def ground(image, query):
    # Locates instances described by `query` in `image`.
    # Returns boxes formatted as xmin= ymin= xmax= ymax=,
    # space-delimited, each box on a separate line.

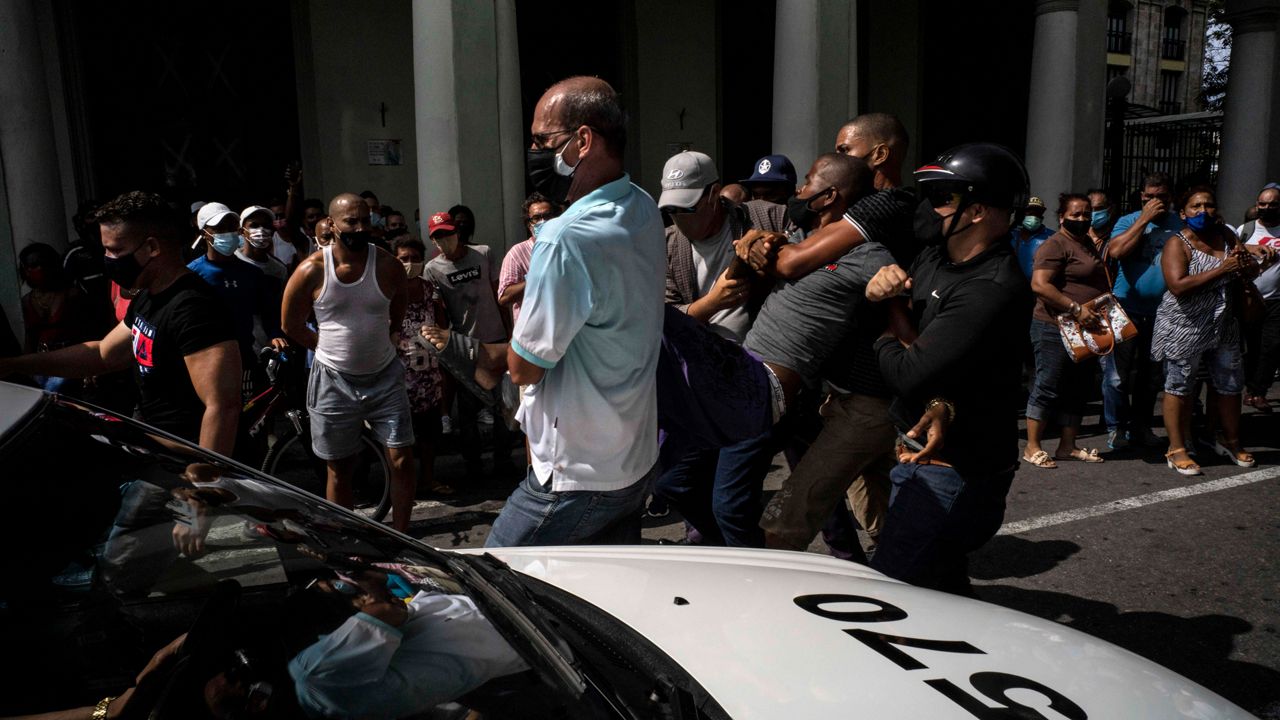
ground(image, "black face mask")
xmin=1062 ymin=218 xmax=1091 ymax=238
xmin=914 ymin=199 xmax=947 ymax=246
xmin=102 ymin=247 xmax=151 ymax=290
xmin=338 ymin=231 xmax=371 ymax=252
xmin=526 ymin=147 xmax=574 ymax=205
xmin=1259 ymin=209 xmax=1280 ymax=227
xmin=786 ymin=189 xmax=831 ymax=232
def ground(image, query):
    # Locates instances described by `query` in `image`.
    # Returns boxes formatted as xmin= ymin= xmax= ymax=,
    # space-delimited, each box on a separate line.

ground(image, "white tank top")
xmin=313 ymin=244 xmax=397 ymax=375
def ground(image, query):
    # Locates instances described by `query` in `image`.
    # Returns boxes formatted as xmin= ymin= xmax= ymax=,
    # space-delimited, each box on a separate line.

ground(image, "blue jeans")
xmin=485 ymin=464 xmax=657 ymax=547
xmin=1026 ymin=319 xmax=1095 ymax=426
xmin=655 ymin=436 xmax=773 ymax=548
xmin=871 ymin=462 xmax=1012 ymax=595
xmin=1163 ymin=342 xmax=1244 ymax=396
xmin=1100 ymin=353 xmax=1125 ymax=432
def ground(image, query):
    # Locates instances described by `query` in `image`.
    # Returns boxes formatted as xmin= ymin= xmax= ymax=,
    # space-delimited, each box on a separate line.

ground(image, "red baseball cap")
xmin=427 ymin=211 xmax=456 ymax=238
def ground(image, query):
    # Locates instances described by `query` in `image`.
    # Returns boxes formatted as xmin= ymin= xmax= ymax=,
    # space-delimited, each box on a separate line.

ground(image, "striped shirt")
xmin=498 ymin=238 xmax=534 ymax=325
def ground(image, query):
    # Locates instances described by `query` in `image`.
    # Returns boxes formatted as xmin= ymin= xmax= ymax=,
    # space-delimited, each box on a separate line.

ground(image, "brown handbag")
xmin=1055 ymin=241 xmax=1138 ymax=363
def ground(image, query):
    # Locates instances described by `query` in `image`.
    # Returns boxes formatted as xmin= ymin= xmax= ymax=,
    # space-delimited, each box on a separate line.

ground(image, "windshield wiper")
xmin=445 ymin=552 xmax=588 ymax=699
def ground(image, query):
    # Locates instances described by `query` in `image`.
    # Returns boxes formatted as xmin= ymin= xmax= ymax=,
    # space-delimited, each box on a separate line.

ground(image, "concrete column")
xmin=772 ymin=0 xmax=859 ymax=172
xmin=411 ymin=0 xmax=522 ymax=253
xmin=772 ymin=0 xmax=821 ymax=168
xmin=0 ymin=0 xmax=68 ymax=342
xmin=1025 ymin=0 xmax=1107 ymax=210
xmin=0 ymin=0 xmax=67 ymax=248
xmin=412 ymin=0 xmax=463 ymax=221
xmin=494 ymin=0 xmax=525 ymax=253
xmin=1217 ymin=0 xmax=1280 ymax=223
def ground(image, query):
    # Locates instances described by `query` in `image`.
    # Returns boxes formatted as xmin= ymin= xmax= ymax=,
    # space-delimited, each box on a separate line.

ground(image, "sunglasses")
xmin=924 ymin=188 xmax=964 ymax=209
xmin=527 ymin=212 xmax=554 ymax=222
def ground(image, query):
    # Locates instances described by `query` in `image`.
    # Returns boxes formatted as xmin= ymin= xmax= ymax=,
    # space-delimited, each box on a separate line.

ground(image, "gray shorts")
xmin=307 ymin=359 xmax=414 ymax=460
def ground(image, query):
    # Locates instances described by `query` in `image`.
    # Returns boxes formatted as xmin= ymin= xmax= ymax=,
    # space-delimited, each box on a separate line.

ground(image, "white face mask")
xmin=553 ymin=137 xmax=579 ymax=178
xmin=246 ymin=227 xmax=272 ymax=249
xmin=402 ymin=261 xmax=424 ymax=279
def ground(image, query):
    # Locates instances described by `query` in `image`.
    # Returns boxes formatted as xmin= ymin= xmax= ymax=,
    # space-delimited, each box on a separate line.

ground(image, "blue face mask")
xmin=1021 ymin=215 xmax=1043 ymax=232
xmin=1185 ymin=212 xmax=1212 ymax=231
xmin=530 ymin=220 xmax=547 ymax=239
xmin=1091 ymin=209 xmax=1110 ymax=229
xmin=209 ymin=231 xmax=240 ymax=256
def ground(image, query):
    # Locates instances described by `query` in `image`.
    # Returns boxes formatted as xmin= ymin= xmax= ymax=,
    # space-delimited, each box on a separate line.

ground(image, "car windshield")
xmin=0 ymin=394 xmax=598 ymax=720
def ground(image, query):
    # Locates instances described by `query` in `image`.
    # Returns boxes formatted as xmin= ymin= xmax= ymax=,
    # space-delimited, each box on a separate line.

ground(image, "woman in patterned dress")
xmin=1153 ymin=186 xmax=1276 ymax=475
xmin=394 ymin=237 xmax=454 ymax=495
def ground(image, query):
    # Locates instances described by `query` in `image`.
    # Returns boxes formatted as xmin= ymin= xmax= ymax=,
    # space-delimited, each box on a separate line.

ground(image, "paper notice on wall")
xmin=367 ymin=139 xmax=402 ymax=166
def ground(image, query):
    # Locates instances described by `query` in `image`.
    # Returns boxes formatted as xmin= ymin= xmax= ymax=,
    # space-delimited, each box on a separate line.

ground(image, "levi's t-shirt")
xmin=123 ymin=273 xmax=235 ymax=441
xmin=425 ymin=245 xmax=506 ymax=343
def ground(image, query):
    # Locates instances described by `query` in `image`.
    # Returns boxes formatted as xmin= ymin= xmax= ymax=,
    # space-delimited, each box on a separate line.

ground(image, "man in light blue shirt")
xmin=1103 ymin=172 xmax=1182 ymax=446
xmin=487 ymin=77 xmax=665 ymax=547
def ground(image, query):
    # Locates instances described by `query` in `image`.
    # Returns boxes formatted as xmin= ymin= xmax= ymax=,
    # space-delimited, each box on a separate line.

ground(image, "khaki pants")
xmin=760 ymin=393 xmax=896 ymax=551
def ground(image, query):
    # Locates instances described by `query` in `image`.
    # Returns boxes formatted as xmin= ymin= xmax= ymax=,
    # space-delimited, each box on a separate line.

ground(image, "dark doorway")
xmin=718 ymin=0 xmax=777 ymax=184
xmin=67 ymin=1 xmax=302 ymax=209
xmin=919 ymin=0 xmax=1035 ymax=161
xmin=515 ymin=0 xmax=631 ymax=179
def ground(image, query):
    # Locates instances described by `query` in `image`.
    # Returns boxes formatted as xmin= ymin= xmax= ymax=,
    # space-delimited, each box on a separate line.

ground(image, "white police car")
xmin=0 ymin=383 xmax=1256 ymax=719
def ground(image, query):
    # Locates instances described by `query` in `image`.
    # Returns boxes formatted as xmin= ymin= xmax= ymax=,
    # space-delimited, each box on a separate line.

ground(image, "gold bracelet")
xmin=92 ymin=695 xmax=116 ymax=720
xmin=926 ymin=397 xmax=956 ymax=424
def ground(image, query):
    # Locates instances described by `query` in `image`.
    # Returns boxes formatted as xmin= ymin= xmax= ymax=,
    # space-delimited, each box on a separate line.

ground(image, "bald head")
xmin=811 ymin=153 xmax=873 ymax=205
xmin=329 ymin=193 xmax=365 ymax=217
xmin=536 ymin=76 xmax=626 ymax=157
xmin=328 ymin=193 xmax=371 ymax=236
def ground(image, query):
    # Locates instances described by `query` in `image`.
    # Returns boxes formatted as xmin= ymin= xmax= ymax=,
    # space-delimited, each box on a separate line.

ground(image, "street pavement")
xmin=404 ymin=401 xmax=1280 ymax=717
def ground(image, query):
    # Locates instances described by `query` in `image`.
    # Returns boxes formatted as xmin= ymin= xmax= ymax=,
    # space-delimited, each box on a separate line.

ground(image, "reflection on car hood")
xmin=477 ymin=546 xmax=1253 ymax=720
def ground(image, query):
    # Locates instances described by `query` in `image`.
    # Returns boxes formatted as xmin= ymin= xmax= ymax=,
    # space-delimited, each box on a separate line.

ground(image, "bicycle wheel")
xmin=263 ymin=429 xmax=392 ymax=522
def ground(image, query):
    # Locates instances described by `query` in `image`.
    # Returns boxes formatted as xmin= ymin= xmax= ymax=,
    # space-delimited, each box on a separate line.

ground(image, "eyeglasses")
xmin=526 ymin=212 xmax=554 ymax=223
xmin=531 ymin=129 xmax=575 ymax=149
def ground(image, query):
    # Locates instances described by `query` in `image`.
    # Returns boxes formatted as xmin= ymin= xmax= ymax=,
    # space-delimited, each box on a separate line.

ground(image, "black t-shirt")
xmin=124 ymin=273 xmax=236 ymax=441
xmin=875 ymin=242 xmax=1032 ymax=480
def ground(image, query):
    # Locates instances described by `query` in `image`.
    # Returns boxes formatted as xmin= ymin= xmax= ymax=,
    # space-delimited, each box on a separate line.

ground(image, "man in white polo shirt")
xmin=485 ymin=76 xmax=665 ymax=546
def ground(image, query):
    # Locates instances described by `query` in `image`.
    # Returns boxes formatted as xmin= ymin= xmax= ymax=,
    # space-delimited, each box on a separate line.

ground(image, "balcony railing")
xmin=1158 ymin=101 xmax=1182 ymax=116
xmin=1162 ymin=38 xmax=1186 ymax=60
xmin=1107 ymin=29 xmax=1133 ymax=54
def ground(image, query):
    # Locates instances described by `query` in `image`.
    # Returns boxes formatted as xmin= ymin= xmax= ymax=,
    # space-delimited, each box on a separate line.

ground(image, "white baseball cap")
xmin=196 ymin=202 xmax=237 ymax=230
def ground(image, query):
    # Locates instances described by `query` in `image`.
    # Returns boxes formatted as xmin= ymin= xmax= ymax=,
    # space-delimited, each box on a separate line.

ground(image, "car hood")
xmin=479 ymin=546 xmax=1253 ymax=720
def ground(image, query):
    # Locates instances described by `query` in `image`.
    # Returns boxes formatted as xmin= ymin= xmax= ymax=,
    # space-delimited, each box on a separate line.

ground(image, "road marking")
xmin=998 ymin=466 xmax=1280 ymax=535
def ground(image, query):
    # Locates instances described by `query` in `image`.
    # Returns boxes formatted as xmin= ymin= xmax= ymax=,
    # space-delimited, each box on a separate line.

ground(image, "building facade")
xmin=1 ymin=0 xmax=1278 ymax=341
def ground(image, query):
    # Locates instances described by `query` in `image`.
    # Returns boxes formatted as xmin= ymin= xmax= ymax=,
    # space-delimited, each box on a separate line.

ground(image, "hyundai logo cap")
xmin=659 ymin=151 xmax=719 ymax=210
xmin=196 ymin=202 xmax=238 ymax=230
xmin=741 ymin=154 xmax=797 ymax=185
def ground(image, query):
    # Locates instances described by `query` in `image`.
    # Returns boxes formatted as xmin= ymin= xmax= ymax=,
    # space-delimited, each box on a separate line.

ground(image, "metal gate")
xmin=1103 ymin=110 xmax=1223 ymax=213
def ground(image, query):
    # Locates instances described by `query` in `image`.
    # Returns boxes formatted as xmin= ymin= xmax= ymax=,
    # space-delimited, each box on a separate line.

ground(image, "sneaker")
xmin=1107 ymin=430 xmax=1130 ymax=450
xmin=477 ymin=408 xmax=495 ymax=427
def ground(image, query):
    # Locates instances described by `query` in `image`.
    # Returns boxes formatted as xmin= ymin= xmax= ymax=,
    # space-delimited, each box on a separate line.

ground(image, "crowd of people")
xmin=2 ymin=74 xmax=1278 ymax=596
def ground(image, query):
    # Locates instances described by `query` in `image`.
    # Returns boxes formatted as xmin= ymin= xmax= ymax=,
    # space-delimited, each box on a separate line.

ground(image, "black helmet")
xmin=914 ymin=143 xmax=1030 ymax=211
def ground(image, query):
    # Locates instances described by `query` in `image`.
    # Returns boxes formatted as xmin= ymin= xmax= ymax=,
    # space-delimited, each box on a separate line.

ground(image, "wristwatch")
xmin=92 ymin=696 xmax=116 ymax=720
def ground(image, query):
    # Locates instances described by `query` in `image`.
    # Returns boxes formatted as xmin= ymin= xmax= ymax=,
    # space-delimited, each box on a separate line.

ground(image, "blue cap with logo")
xmin=741 ymin=154 xmax=797 ymax=185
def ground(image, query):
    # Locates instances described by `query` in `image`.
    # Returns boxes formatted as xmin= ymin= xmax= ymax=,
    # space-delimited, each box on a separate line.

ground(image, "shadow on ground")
xmin=975 ymin=583 xmax=1280 ymax=714
xmin=968 ymin=535 xmax=1081 ymax=580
